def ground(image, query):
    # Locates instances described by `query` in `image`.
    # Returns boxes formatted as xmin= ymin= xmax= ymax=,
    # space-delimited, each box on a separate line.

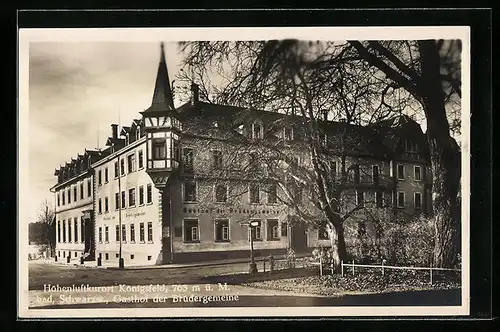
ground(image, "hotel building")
xmin=51 ymin=43 xmax=432 ymax=266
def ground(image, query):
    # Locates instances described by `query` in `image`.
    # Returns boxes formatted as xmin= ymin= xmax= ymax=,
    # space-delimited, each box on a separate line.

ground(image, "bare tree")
xmin=348 ymin=40 xmax=462 ymax=268
xmin=178 ymin=38 xmax=462 ymax=268
xmin=33 ymin=199 xmax=56 ymax=256
xmin=178 ymin=40 xmax=402 ymax=271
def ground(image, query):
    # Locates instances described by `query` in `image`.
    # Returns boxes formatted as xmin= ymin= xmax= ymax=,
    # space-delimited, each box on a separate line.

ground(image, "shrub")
xmin=346 ymin=214 xmax=435 ymax=266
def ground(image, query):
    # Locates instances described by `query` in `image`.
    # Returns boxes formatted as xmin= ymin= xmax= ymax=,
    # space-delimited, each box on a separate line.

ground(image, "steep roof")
xmin=142 ymin=42 xmax=175 ymax=113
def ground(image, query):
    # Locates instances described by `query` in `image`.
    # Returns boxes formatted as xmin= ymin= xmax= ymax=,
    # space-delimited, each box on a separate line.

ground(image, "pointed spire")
xmin=150 ymin=42 xmax=175 ymax=110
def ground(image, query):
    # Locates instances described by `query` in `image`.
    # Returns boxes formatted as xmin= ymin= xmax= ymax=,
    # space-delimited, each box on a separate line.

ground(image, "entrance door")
xmin=290 ymin=222 xmax=308 ymax=253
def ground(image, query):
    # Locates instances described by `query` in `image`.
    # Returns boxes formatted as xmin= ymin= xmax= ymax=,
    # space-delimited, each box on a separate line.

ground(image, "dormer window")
xmin=236 ymin=124 xmax=244 ymax=135
xmin=284 ymin=127 xmax=294 ymax=141
xmin=135 ymin=128 xmax=140 ymax=141
xmin=252 ymin=123 xmax=263 ymax=139
xmin=405 ymin=139 xmax=418 ymax=152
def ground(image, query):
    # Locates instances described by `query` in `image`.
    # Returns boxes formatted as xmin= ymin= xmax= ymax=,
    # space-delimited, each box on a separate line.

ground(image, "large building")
xmin=51 ymin=43 xmax=432 ymax=266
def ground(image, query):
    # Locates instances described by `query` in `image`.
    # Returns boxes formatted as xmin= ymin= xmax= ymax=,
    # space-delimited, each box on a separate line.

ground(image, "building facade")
xmin=51 ymin=43 xmax=432 ymax=266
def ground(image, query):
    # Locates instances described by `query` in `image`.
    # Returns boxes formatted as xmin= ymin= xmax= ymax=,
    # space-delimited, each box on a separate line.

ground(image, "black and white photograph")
xmin=18 ymin=26 xmax=470 ymax=318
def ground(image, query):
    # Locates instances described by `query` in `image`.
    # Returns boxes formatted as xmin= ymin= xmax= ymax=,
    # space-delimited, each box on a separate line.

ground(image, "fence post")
xmin=319 ymin=256 xmax=323 ymax=276
xmin=352 ymin=260 xmax=355 ymax=276
xmin=263 ymin=259 xmax=266 ymax=273
xmin=382 ymin=259 xmax=385 ymax=277
xmin=430 ymin=262 xmax=433 ymax=285
xmin=341 ymin=260 xmax=344 ymax=277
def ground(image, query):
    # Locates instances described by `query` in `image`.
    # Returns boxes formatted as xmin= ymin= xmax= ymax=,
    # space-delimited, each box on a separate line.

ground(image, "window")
xmin=62 ymin=220 xmax=66 ymax=242
xmin=114 ymin=161 xmax=119 ymax=178
xmin=215 ymin=185 xmax=227 ymax=203
xmin=57 ymin=194 xmax=60 ymax=207
xmin=284 ymin=126 xmax=293 ymax=141
xmin=215 ymin=219 xmax=229 ymax=242
xmin=414 ymin=192 xmax=422 ymax=209
xmin=57 ymin=221 xmax=61 ymax=243
xmin=330 ymin=161 xmax=337 ymax=181
xmin=372 ymin=165 xmax=380 ymax=184
xmin=98 ymin=227 xmax=102 ymax=243
xmin=115 ymin=192 xmax=120 ymax=209
xmin=147 ymin=222 xmax=153 ymax=242
xmin=68 ymin=188 xmax=71 ymax=203
xmin=405 ymin=139 xmax=418 ymax=152
xmin=281 ymin=222 xmax=288 ymax=237
xmin=115 ymin=225 xmax=120 ymax=243
xmin=73 ymin=186 xmax=77 ymax=201
xmin=356 ymin=191 xmax=364 ymax=207
xmin=127 ymin=154 xmax=136 ymax=173
xmin=130 ymin=224 xmax=135 ymax=243
xmin=249 ymin=152 xmax=259 ymax=172
xmin=105 ymin=226 xmax=109 ymax=243
xmin=105 ymin=197 xmax=109 ymax=213
xmin=183 ymin=219 xmax=199 ymax=242
xmin=352 ymin=165 xmax=360 ymax=184
xmin=87 ymin=179 xmax=91 ymax=197
xmin=267 ymin=184 xmax=277 ymax=204
xmin=98 ymin=198 xmax=102 ymax=214
xmin=267 ymin=219 xmax=279 ymax=240
xmin=105 ymin=253 xmax=109 ymax=260
xmin=68 ymin=219 xmax=73 ymax=243
xmin=80 ymin=220 xmax=84 ymax=243
xmin=319 ymin=133 xmax=328 ymax=146
xmin=376 ymin=191 xmax=383 ymax=208
xmin=139 ymin=186 xmax=144 ymax=205
xmin=121 ymin=191 xmax=126 ymax=208
xmin=122 ymin=224 xmax=127 ymax=242
xmin=152 ymin=139 xmax=166 ymax=159
xmin=249 ymin=220 xmax=262 ymax=240
xmin=318 ymin=226 xmax=329 ymax=240
xmin=397 ymin=164 xmax=405 ymax=180
xmin=212 ymin=150 xmax=223 ymax=169
xmin=74 ymin=219 xmax=78 ymax=243
xmin=252 ymin=123 xmax=263 ymax=139
xmin=120 ymin=158 xmax=125 ymax=175
xmin=138 ymin=150 xmax=144 ymax=169
xmin=129 ymin=188 xmax=136 ymax=207
xmin=62 ymin=192 xmax=65 ymax=205
xmin=147 ymin=184 xmax=153 ymax=203
xmin=249 ymin=185 xmax=259 ymax=204
xmin=105 ymin=167 xmax=109 ymax=183
xmin=397 ymin=191 xmax=405 ymax=208
xmin=139 ymin=222 xmax=145 ymax=242
xmin=184 ymin=180 xmax=197 ymax=202
xmin=98 ymin=170 xmax=102 ymax=186
xmin=414 ymin=166 xmax=422 ymax=181
xmin=183 ymin=148 xmax=194 ymax=172
xmin=80 ymin=183 xmax=84 ymax=199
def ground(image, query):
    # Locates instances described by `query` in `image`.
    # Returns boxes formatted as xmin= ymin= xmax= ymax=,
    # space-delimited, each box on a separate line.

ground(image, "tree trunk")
xmin=418 ymin=40 xmax=461 ymax=268
xmin=329 ymin=221 xmax=348 ymax=272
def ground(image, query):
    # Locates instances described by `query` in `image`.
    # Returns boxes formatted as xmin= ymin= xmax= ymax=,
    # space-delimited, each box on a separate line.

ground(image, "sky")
xmin=28 ymin=41 xmax=185 ymax=223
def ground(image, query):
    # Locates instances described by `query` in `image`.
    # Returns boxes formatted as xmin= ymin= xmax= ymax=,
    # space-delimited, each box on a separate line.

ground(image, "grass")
xmin=243 ymin=268 xmax=462 ymax=297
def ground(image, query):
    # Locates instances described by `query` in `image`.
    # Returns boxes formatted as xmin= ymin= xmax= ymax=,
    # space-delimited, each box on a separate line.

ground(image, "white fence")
xmin=340 ymin=260 xmax=461 ymax=284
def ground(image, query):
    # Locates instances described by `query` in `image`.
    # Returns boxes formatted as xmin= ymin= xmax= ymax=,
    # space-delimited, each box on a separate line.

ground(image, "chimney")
xmin=111 ymin=124 xmax=118 ymax=139
xmin=191 ymin=83 xmax=199 ymax=105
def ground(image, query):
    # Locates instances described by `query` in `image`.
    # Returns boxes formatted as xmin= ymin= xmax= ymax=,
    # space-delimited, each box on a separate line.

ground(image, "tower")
xmin=140 ymin=42 xmax=182 ymax=263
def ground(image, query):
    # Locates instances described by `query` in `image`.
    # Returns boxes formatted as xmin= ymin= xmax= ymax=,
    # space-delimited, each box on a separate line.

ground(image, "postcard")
xmin=18 ymin=25 xmax=470 ymax=318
